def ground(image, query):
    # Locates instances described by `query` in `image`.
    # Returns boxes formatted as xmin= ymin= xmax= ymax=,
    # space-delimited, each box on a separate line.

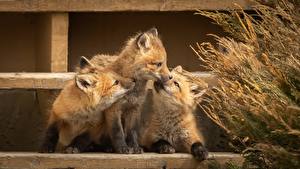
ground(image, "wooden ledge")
xmin=0 ymin=152 xmax=243 ymax=169
xmin=0 ymin=73 xmax=75 ymax=89
xmin=0 ymin=0 xmax=253 ymax=12
xmin=0 ymin=72 xmax=217 ymax=90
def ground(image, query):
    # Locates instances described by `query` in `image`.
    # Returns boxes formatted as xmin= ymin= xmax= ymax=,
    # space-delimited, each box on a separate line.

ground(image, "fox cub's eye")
xmin=113 ymin=80 xmax=119 ymax=86
xmin=174 ymin=81 xmax=180 ymax=88
xmin=152 ymin=62 xmax=162 ymax=67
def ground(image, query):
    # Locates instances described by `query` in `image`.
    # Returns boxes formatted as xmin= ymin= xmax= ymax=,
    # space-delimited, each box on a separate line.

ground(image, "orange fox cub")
xmin=87 ymin=28 xmax=172 ymax=154
xmin=40 ymin=57 xmax=134 ymax=153
xmin=140 ymin=66 xmax=208 ymax=161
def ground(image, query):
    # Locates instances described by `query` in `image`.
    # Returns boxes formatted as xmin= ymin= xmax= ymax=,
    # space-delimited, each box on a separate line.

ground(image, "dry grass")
xmin=191 ymin=0 xmax=300 ymax=168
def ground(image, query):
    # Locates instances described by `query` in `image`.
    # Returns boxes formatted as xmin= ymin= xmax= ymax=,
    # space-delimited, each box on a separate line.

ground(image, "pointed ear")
xmin=136 ymin=33 xmax=151 ymax=50
xmin=190 ymin=83 xmax=207 ymax=98
xmin=193 ymin=89 xmax=207 ymax=99
xmin=147 ymin=27 xmax=158 ymax=37
xmin=173 ymin=65 xmax=183 ymax=73
xmin=75 ymin=74 xmax=95 ymax=92
xmin=80 ymin=56 xmax=93 ymax=69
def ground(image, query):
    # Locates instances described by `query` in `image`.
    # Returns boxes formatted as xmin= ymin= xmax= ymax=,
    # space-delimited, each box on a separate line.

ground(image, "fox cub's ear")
xmin=190 ymin=83 xmax=207 ymax=99
xmin=75 ymin=74 xmax=96 ymax=92
xmin=137 ymin=33 xmax=151 ymax=50
xmin=80 ymin=56 xmax=94 ymax=69
xmin=147 ymin=27 xmax=158 ymax=37
xmin=136 ymin=28 xmax=159 ymax=51
xmin=173 ymin=65 xmax=183 ymax=73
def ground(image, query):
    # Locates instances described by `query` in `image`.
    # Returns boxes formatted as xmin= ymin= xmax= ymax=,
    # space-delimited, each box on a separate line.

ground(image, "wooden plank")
xmin=0 ymin=152 xmax=243 ymax=169
xmin=0 ymin=0 xmax=253 ymax=12
xmin=36 ymin=13 xmax=68 ymax=73
xmin=0 ymin=72 xmax=217 ymax=89
xmin=0 ymin=73 xmax=75 ymax=89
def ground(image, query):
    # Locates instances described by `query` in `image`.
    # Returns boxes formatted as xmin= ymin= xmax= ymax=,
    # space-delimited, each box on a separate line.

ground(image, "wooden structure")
xmin=0 ymin=152 xmax=243 ymax=169
xmin=0 ymin=0 xmax=251 ymax=168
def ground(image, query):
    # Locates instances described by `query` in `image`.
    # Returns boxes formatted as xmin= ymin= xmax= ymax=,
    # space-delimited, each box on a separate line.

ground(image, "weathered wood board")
xmin=0 ymin=152 xmax=243 ymax=169
xmin=0 ymin=73 xmax=75 ymax=89
xmin=0 ymin=0 xmax=253 ymax=12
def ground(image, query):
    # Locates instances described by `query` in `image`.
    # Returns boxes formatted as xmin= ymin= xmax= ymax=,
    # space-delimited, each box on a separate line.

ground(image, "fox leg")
xmin=124 ymin=108 xmax=143 ymax=154
xmin=151 ymin=139 xmax=175 ymax=154
xmin=63 ymin=132 xmax=91 ymax=153
xmin=180 ymin=133 xmax=208 ymax=161
xmin=39 ymin=121 xmax=59 ymax=153
xmin=191 ymin=142 xmax=208 ymax=161
xmin=105 ymin=107 xmax=132 ymax=154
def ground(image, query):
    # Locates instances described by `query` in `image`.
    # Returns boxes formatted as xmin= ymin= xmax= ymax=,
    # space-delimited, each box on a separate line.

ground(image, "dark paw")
xmin=132 ymin=146 xmax=144 ymax=154
xmin=159 ymin=144 xmax=176 ymax=154
xmin=115 ymin=146 xmax=134 ymax=154
xmin=63 ymin=146 xmax=80 ymax=154
xmin=191 ymin=142 xmax=208 ymax=161
xmin=39 ymin=145 xmax=55 ymax=153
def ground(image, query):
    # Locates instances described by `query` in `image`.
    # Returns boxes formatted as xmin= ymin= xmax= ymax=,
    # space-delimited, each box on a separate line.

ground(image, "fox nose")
xmin=168 ymin=75 xmax=173 ymax=80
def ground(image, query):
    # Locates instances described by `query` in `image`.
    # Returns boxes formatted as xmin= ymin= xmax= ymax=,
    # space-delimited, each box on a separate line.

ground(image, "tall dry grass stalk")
xmin=192 ymin=0 xmax=300 ymax=168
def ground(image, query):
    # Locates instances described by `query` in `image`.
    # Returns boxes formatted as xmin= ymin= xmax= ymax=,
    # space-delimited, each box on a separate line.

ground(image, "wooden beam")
xmin=0 ymin=0 xmax=253 ymax=12
xmin=0 ymin=152 xmax=243 ymax=169
xmin=0 ymin=72 xmax=217 ymax=89
xmin=0 ymin=73 xmax=75 ymax=89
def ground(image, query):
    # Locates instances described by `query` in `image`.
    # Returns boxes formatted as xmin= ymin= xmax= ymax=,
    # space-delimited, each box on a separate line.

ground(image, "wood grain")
xmin=0 ymin=0 xmax=253 ymax=12
xmin=0 ymin=73 xmax=75 ymax=89
xmin=0 ymin=152 xmax=243 ymax=169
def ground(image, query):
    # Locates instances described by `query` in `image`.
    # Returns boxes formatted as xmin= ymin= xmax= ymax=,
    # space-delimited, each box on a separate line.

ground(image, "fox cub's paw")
xmin=115 ymin=146 xmax=134 ymax=154
xmin=191 ymin=142 xmax=208 ymax=161
xmin=63 ymin=146 xmax=80 ymax=154
xmin=132 ymin=146 xmax=144 ymax=154
xmin=159 ymin=144 xmax=175 ymax=154
xmin=152 ymin=140 xmax=175 ymax=154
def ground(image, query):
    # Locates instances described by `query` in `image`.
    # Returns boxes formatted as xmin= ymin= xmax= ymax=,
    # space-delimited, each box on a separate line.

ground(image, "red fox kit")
xmin=85 ymin=28 xmax=172 ymax=154
xmin=40 ymin=57 xmax=134 ymax=153
xmin=140 ymin=66 xmax=209 ymax=161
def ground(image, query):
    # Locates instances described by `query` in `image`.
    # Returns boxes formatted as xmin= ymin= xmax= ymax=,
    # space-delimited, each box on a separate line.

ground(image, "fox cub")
xmin=85 ymin=28 xmax=172 ymax=154
xmin=40 ymin=57 xmax=134 ymax=153
xmin=140 ymin=66 xmax=209 ymax=161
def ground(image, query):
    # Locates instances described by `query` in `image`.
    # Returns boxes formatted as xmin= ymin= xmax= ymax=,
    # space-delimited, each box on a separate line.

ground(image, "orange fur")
xmin=85 ymin=28 xmax=172 ymax=153
xmin=42 ymin=67 xmax=134 ymax=152
xmin=140 ymin=66 xmax=205 ymax=153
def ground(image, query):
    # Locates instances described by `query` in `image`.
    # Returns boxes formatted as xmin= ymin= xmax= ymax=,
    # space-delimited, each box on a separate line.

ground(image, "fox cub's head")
xmin=75 ymin=57 xmax=135 ymax=110
xmin=124 ymin=28 xmax=172 ymax=82
xmin=153 ymin=66 xmax=207 ymax=109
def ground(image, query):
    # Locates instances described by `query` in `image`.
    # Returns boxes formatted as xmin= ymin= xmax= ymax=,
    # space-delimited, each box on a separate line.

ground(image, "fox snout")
xmin=160 ymin=74 xmax=173 ymax=83
xmin=159 ymin=65 xmax=172 ymax=83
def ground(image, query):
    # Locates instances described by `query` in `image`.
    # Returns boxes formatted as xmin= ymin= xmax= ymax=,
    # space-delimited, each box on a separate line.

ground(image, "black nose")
xmin=169 ymin=75 xmax=173 ymax=80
